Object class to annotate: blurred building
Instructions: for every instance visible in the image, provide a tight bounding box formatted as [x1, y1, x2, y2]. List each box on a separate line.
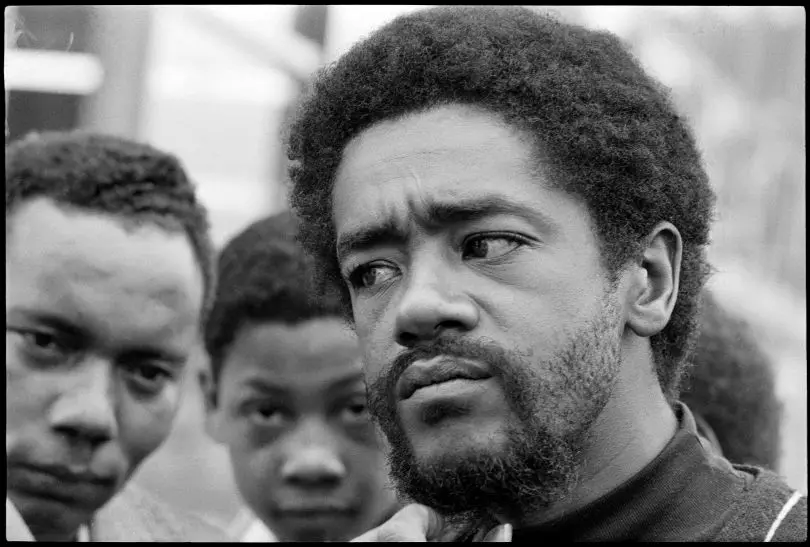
[5, 2, 806, 530]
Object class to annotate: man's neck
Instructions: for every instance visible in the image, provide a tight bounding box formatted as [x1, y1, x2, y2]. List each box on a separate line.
[506, 352, 678, 528]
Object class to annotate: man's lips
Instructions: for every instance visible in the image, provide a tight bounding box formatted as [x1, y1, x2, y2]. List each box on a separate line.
[396, 357, 492, 401]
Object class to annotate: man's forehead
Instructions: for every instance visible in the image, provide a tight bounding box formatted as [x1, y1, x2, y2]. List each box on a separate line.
[338, 104, 526, 176]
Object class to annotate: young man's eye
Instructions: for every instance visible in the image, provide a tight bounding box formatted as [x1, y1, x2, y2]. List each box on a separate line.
[124, 363, 173, 394]
[348, 262, 399, 290]
[8, 328, 72, 363]
[462, 234, 526, 260]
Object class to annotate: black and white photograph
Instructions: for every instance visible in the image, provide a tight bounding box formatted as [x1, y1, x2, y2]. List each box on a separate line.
[5, 5, 806, 542]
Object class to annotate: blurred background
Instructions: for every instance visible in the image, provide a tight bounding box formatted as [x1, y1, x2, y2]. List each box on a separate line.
[5, 4, 806, 535]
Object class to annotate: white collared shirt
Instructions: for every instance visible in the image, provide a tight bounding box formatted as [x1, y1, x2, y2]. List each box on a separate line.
[240, 519, 276, 543]
[77, 524, 90, 542]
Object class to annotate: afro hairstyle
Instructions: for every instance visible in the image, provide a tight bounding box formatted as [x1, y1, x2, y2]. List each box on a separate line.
[286, 6, 716, 401]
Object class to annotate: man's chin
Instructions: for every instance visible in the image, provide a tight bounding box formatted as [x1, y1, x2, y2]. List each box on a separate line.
[397, 395, 512, 458]
[387, 420, 583, 521]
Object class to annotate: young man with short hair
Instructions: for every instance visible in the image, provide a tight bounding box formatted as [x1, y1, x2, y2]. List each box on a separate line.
[6, 131, 230, 541]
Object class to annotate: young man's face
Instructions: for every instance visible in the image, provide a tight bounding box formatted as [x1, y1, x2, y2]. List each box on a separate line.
[331, 104, 625, 519]
[5, 198, 204, 540]
[209, 317, 398, 542]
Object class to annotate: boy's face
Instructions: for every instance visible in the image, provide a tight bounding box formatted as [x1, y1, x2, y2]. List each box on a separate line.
[207, 317, 398, 542]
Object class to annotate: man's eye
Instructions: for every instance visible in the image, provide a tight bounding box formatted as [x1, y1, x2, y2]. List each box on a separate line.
[348, 263, 399, 289]
[462, 234, 525, 260]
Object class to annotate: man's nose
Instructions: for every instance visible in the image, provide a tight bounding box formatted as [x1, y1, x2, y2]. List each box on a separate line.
[280, 419, 347, 489]
[394, 260, 479, 347]
[48, 358, 118, 447]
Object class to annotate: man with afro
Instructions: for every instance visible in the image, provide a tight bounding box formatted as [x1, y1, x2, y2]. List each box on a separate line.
[6, 130, 230, 541]
[284, 6, 806, 542]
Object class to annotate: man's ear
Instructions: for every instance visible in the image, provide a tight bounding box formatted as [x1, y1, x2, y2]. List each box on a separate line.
[199, 362, 226, 444]
[625, 221, 682, 338]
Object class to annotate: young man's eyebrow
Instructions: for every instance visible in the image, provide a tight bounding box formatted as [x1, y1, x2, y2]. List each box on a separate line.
[9, 308, 190, 365]
[6, 307, 86, 338]
[336, 195, 556, 260]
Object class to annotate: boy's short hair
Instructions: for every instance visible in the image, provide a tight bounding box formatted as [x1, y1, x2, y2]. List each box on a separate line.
[203, 210, 345, 383]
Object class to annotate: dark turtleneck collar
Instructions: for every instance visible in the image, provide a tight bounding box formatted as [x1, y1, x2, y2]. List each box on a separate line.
[511, 402, 752, 542]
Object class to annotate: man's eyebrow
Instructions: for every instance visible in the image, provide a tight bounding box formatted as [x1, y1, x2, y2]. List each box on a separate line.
[336, 195, 555, 260]
[336, 218, 410, 262]
[424, 196, 553, 229]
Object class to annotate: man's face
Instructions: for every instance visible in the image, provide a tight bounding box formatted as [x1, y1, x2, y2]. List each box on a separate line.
[332, 104, 624, 520]
[210, 318, 398, 542]
[6, 198, 204, 540]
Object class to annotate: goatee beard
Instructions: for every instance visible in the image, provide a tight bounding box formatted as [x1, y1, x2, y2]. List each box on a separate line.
[366, 300, 622, 525]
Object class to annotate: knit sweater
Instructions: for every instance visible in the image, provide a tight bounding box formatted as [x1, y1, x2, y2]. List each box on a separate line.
[714, 464, 806, 542]
[511, 403, 806, 542]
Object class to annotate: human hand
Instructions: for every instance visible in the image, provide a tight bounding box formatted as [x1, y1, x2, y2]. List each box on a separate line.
[351, 503, 512, 542]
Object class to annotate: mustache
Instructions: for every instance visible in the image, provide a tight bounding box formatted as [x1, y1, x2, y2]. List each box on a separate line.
[367, 337, 521, 416]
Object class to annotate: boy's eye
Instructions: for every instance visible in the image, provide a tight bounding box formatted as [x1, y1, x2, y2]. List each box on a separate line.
[339, 400, 369, 424]
[462, 235, 524, 260]
[249, 403, 288, 426]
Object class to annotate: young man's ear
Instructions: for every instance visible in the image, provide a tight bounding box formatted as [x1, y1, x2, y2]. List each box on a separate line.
[199, 361, 225, 444]
[624, 221, 682, 339]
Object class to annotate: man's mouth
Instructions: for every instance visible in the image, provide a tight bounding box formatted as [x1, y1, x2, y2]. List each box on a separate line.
[396, 357, 492, 401]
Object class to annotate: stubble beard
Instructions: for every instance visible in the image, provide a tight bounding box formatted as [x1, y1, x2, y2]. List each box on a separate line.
[366, 298, 623, 526]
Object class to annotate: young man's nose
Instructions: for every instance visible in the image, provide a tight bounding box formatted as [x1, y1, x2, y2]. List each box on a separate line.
[48, 358, 118, 447]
